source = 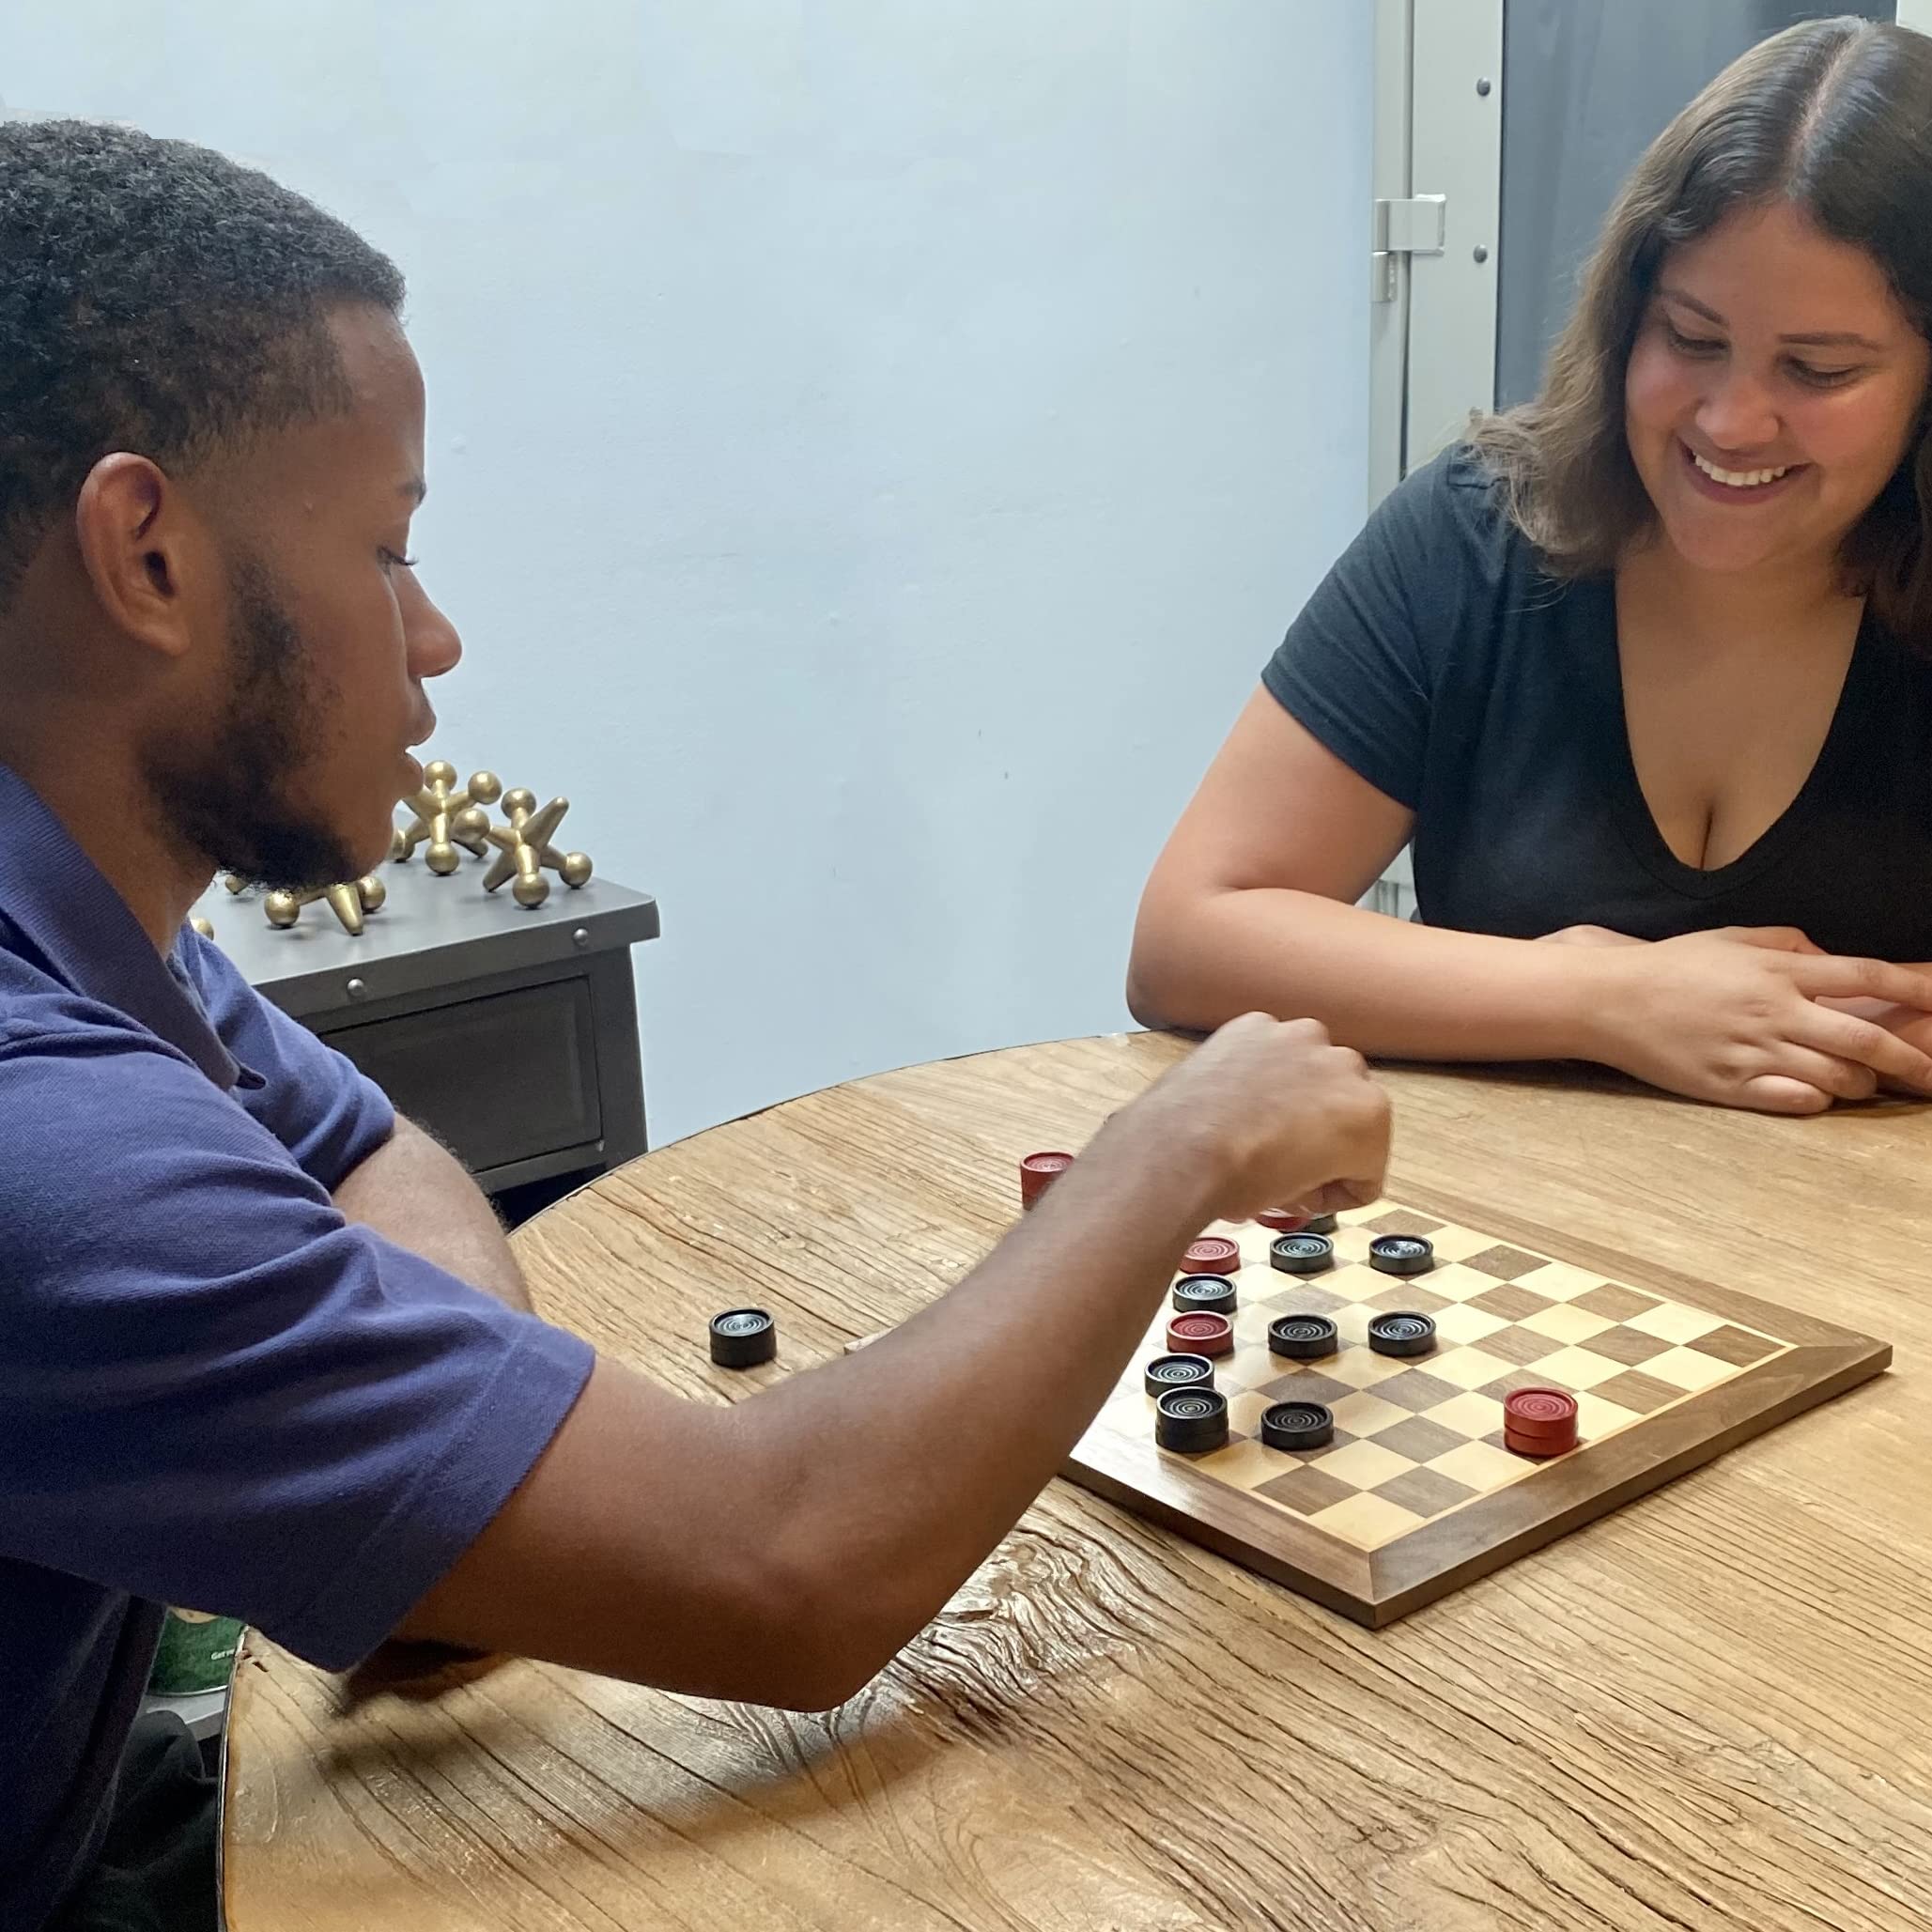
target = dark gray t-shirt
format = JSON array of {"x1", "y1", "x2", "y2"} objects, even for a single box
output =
[{"x1": 1262, "y1": 445, "x2": 1932, "y2": 960}]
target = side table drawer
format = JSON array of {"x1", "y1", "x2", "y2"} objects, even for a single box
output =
[{"x1": 321, "y1": 977, "x2": 602, "y2": 1176}]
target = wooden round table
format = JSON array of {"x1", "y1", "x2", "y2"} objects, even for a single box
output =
[{"x1": 222, "y1": 1033, "x2": 1932, "y2": 1931}]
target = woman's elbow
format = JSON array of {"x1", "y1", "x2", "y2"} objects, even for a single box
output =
[
  {"x1": 1124, "y1": 964, "x2": 1171, "y2": 1033},
  {"x1": 1126, "y1": 886, "x2": 1219, "y2": 1034}
]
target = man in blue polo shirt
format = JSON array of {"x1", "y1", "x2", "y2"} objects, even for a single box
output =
[{"x1": 0, "y1": 121, "x2": 1391, "y2": 1930}]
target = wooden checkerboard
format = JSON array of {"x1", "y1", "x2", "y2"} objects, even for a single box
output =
[{"x1": 1067, "y1": 1192, "x2": 1888, "y2": 1626}]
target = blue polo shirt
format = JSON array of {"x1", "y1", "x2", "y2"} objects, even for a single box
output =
[{"x1": 0, "y1": 766, "x2": 597, "y2": 1929}]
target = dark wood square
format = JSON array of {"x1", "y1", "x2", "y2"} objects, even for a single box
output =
[
  {"x1": 1257, "y1": 1285, "x2": 1347, "y2": 1317},
  {"x1": 1460, "y1": 1244, "x2": 1547, "y2": 1280},
  {"x1": 1468, "y1": 1283, "x2": 1554, "y2": 1321},
  {"x1": 1481, "y1": 1323, "x2": 1567, "y2": 1366},
  {"x1": 1588, "y1": 1368, "x2": 1685, "y2": 1414},
  {"x1": 1254, "y1": 1464, "x2": 1359, "y2": 1515},
  {"x1": 1370, "y1": 1415, "x2": 1466, "y2": 1462},
  {"x1": 1578, "y1": 1324, "x2": 1675, "y2": 1367},
  {"x1": 1256, "y1": 1370, "x2": 1354, "y2": 1407},
  {"x1": 1365, "y1": 1209, "x2": 1445, "y2": 1237},
  {"x1": 1372, "y1": 1466, "x2": 1478, "y2": 1520},
  {"x1": 1368, "y1": 1368, "x2": 1461, "y2": 1412},
  {"x1": 1571, "y1": 1282, "x2": 1660, "y2": 1321},
  {"x1": 1687, "y1": 1323, "x2": 1784, "y2": 1366}
]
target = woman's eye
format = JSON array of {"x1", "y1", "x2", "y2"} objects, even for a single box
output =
[
  {"x1": 1664, "y1": 321, "x2": 1723, "y2": 357},
  {"x1": 1789, "y1": 361, "x2": 1859, "y2": 390}
]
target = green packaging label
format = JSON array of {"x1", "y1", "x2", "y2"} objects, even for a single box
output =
[{"x1": 148, "y1": 1607, "x2": 243, "y2": 1695}]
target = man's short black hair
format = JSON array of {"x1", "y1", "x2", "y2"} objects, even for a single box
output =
[{"x1": 0, "y1": 119, "x2": 405, "y2": 607}]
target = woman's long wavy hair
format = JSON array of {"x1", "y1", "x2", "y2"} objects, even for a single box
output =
[{"x1": 1470, "y1": 16, "x2": 1932, "y2": 643}]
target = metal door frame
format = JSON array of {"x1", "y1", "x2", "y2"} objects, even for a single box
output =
[
  {"x1": 1365, "y1": 1, "x2": 1503, "y2": 914},
  {"x1": 1368, "y1": 0, "x2": 1505, "y2": 514}
]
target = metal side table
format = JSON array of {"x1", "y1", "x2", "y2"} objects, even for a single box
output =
[{"x1": 191, "y1": 862, "x2": 660, "y2": 1212}]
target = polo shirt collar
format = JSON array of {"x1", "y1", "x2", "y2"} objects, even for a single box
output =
[{"x1": 0, "y1": 764, "x2": 246, "y2": 1091}]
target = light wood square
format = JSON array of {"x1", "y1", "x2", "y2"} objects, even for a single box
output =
[
  {"x1": 1191, "y1": 1439, "x2": 1284, "y2": 1492},
  {"x1": 1522, "y1": 1344, "x2": 1629, "y2": 1391},
  {"x1": 1309, "y1": 1437, "x2": 1414, "y2": 1490},
  {"x1": 1231, "y1": 1304, "x2": 1279, "y2": 1349},
  {"x1": 1098, "y1": 1391, "x2": 1151, "y2": 1440},
  {"x1": 1330, "y1": 1303, "x2": 1376, "y2": 1346},
  {"x1": 1426, "y1": 1345, "x2": 1516, "y2": 1391},
  {"x1": 1321, "y1": 1347, "x2": 1409, "y2": 1389},
  {"x1": 1572, "y1": 1391, "x2": 1646, "y2": 1442},
  {"x1": 1221, "y1": 1344, "x2": 1279, "y2": 1392},
  {"x1": 1510, "y1": 1260, "x2": 1608, "y2": 1302},
  {"x1": 1414, "y1": 1262, "x2": 1511, "y2": 1304},
  {"x1": 1305, "y1": 1490, "x2": 1426, "y2": 1550},
  {"x1": 1325, "y1": 1263, "x2": 1385, "y2": 1305},
  {"x1": 1432, "y1": 1303, "x2": 1511, "y2": 1347},
  {"x1": 1428, "y1": 1437, "x2": 1535, "y2": 1492},
  {"x1": 1626, "y1": 1301, "x2": 1727, "y2": 1345},
  {"x1": 1418, "y1": 1221, "x2": 1507, "y2": 1264},
  {"x1": 1421, "y1": 1390, "x2": 1505, "y2": 1438},
  {"x1": 1642, "y1": 1344, "x2": 1740, "y2": 1393},
  {"x1": 1519, "y1": 1302, "x2": 1616, "y2": 1344},
  {"x1": 1225, "y1": 1390, "x2": 1274, "y2": 1436},
  {"x1": 1328, "y1": 1390, "x2": 1413, "y2": 1437}
]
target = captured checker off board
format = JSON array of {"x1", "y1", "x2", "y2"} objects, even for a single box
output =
[{"x1": 706, "y1": 1141, "x2": 1888, "y2": 1631}]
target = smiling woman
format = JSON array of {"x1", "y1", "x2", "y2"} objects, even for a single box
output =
[{"x1": 1127, "y1": 16, "x2": 1932, "y2": 1119}]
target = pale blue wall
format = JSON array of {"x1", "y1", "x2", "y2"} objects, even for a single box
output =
[{"x1": 3, "y1": 1, "x2": 1373, "y2": 1141}]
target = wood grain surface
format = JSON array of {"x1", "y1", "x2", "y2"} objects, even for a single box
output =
[{"x1": 223, "y1": 1035, "x2": 1932, "y2": 1932}]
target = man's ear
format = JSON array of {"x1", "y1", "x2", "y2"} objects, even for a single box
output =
[{"x1": 72, "y1": 454, "x2": 203, "y2": 659}]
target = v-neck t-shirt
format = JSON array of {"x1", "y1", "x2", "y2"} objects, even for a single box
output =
[{"x1": 1261, "y1": 444, "x2": 1932, "y2": 961}]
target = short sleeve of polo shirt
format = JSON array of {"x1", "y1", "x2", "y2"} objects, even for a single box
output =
[
  {"x1": 0, "y1": 1007, "x2": 595, "y2": 1672},
  {"x1": 1260, "y1": 448, "x2": 1460, "y2": 811},
  {"x1": 177, "y1": 927, "x2": 394, "y2": 1187}
]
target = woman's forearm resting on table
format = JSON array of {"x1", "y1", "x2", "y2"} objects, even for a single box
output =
[{"x1": 1128, "y1": 884, "x2": 1610, "y2": 1065}]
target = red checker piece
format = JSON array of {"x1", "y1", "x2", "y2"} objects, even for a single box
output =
[
  {"x1": 1166, "y1": 1310, "x2": 1234, "y2": 1358},
  {"x1": 1255, "y1": 1207, "x2": 1311, "y2": 1233},
  {"x1": 1019, "y1": 1151, "x2": 1074, "y2": 1209},
  {"x1": 1503, "y1": 1388, "x2": 1578, "y2": 1432},
  {"x1": 1503, "y1": 1386, "x2": 1579, "y2": 1457},
  {"x1": 1181, "y1": 1235, "x2": 1242, "y2": 1275}
]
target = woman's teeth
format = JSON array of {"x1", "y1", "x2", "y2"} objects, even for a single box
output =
[{"x1": 1691, "y1": 448, "x2": 1792, "y2": 488}]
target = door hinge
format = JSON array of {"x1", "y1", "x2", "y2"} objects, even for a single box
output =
[{"x1": 1370, "y1": 193, "x2": 1445, "y2": 302}]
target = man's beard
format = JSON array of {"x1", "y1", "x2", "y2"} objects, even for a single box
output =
[{"x1": 143, "y1": 557, "x2": 361, "y2": 893}]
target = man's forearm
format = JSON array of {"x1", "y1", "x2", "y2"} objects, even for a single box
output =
[{"x1": 333, "y1": 1115, "x2": 532, "y2": 1312}]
